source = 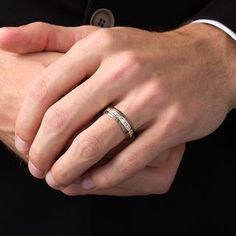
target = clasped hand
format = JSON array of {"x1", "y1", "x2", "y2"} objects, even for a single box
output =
[{"x1": 0, "y1": 22, "x2": 234, "y2": 196}]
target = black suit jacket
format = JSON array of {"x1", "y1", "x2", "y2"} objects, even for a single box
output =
[
  {"x1": 0, "y1": 1, "x2": 235, "y2": 236},
  {"x1": 0, "y1": 0, "x2": 235, "y2": 31}
]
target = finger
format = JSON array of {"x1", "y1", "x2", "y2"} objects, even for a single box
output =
[
  {"x1": 69, "y1": 145, "x2": 172, "y2": 184},
  {"x1": 25, "y1": 55, "x2": 140, "y2": 178},
  {"x1": 25, "y1": 57, "x2": 153, "y2": 179},
  {"x1": 42, "y1": 82, "x2": 160, "y2": 186},
  {"x1": 80, "y1": 122, "x2": 181, "y2": 190},
  {"x1": 44, "y1": 99, "x2": 143, "y2": 189},
  {"x1": 14, "y1": 38, "x2": 101, "y2": 156},
  {"x1": 62, "y1": 144, "x2": 185, "y2": 196},
  {"x1": 0, "y1": 22, "x2": 98, "y2": 53},
  {"x1": 87, "y1": 137, "x2": 170, "y2": 169}
]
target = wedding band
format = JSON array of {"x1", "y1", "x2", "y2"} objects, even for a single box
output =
[{"x1": 103, "y1": 107, "x2": 135, "y2": 138}]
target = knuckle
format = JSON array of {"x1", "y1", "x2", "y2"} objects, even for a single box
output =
[
  {"x1": 120, "y1": 155, "x2": 139, "y2": 175},
  {"x1": 92, "y1": 28, "x2": 116, "y2": 48},
  {"x1": 52, "y1": 168, "x2": 71, "y2": 186},
  {"x1": 78, "y1": 136, "x2": 102, "y2": 162},
  {"x1": 140, "y1": 83, "x2": 164, "y2": 109},
  {"x1": 28, "y1": 21, "x2": 50, "y2": 32},
  {"x1": 31, "y1": 21, "x2": 49, "y2": 30},
  {"x1": 94, "y1": 173, "x2": 113, "y2": 189},
  {"x1": 43, "y1": 105, "x2": 68, "y2": 132},
  {"x1": 149, "y1": 82, "x2": 166, "y2": 102},
  {"x1": 159, "y1": 108, "x2": 186, "y2": 141},
  {"x1": 165, "y1": 114, "x2": 180, "y2": 132},
  {"x1": 145, "y1": 79, "x2": 170, "y2": 109},
  {"x1": 122, "y1": 51, "x2": 142, "y2": 69},
  {"x1": 167, "y1": 107, "x2": 192, "y2": 137},
  {"x1": 28, "y1": 78, "x2": 48, "y2": 103},
  {"x1": 104, "y1": 52, "x2": 142, "y2": 86}
]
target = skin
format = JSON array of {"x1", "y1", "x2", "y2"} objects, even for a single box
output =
[
  {"x1": 0, "y1": 22, "x2": 235, "y2": 196},
  {"x1": 0, "y1": 46, "x2": 173, "y2": 197},
  {"x1": 0, "y1": 49, "x2": 61, "y2": 160}
]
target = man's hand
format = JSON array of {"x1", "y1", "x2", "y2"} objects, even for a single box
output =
[
  {"x1": 0, "y1": 49, "x2": 61, "y2": 161},
  {"x1": 1, "y1": 22, "x2": 235, "y2": 196}
]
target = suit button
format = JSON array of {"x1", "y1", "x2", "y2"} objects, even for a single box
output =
[{"x1": 90, "y1": 8, "x2": 115, "y2": 28}]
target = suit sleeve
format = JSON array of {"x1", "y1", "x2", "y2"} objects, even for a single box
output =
[{"x1": 192, "y1": 0, "x2": 236, "y2": 33}]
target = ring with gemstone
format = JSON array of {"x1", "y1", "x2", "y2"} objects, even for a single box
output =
[{"x1": 103, "y1": 107, "x2": 135, "y2": 138}]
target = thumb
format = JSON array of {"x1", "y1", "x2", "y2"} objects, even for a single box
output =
[{"x1": 0, "y1": 22, "x2": 99, "y2": 54}]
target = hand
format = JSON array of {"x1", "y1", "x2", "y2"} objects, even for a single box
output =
[
  {"x1": 1, "y1": 22, "x2": 235, "y2": 194},
  {"x1": 0, "y1": 23, "x2": 179, "y2": 197},
  {"x1": 0, "y1": 48, "x2": 62, "y2": 161}
]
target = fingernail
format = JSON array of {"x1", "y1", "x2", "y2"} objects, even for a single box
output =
[
  {"x1": 81, "y1": 177, "x2": 96, "y2": 190},
  {"x1": 28, "y1": 161, "x2": 45, "y2": 179},
  {"x1": 46, "y1": 171, "x2": 65, "y2": 190},
  {"x1": 15, "y1": 136, "x2": 30, "y2": 154}
]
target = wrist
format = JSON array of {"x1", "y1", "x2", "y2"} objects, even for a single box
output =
[{"x1": 175, "y1": 23, "x2": 236, "y2": 109}]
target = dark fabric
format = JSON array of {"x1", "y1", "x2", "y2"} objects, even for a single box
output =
[
  {"x1": 193, "y1": 0, "x2": 236, "y2": 33},
  {"x1": 0, "y1": 0, "x2": 88, "y2": 26},
  {"x1": 0, "y1": 0, "x2": 212, "y2": 30},
  {"x1": 83, "y1": 0, "x2": 211, "y2": 31},
  {"x1": 0, "y1": 0, "x2": 235, "y2": 235},
  {"x1": 0, "y1": 144, "x2": 91, "y2": 236}
]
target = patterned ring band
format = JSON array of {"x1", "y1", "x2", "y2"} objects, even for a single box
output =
[{"x1": 103, "y1": 107, "x2": 135, "y2": 138}]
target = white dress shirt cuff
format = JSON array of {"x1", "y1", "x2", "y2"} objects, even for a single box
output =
[{"x1": 192, "y1": 19, "x2": 236, "y2": 41}]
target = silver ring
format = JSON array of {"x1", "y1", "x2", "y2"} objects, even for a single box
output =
[{"x1": 103, "y1": 107, "x2": 135, "y2": 138}]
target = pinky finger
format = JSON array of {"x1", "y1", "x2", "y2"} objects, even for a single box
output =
[{"x1": 62, "y1": 144, "x2": 185, "y2": 196}]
